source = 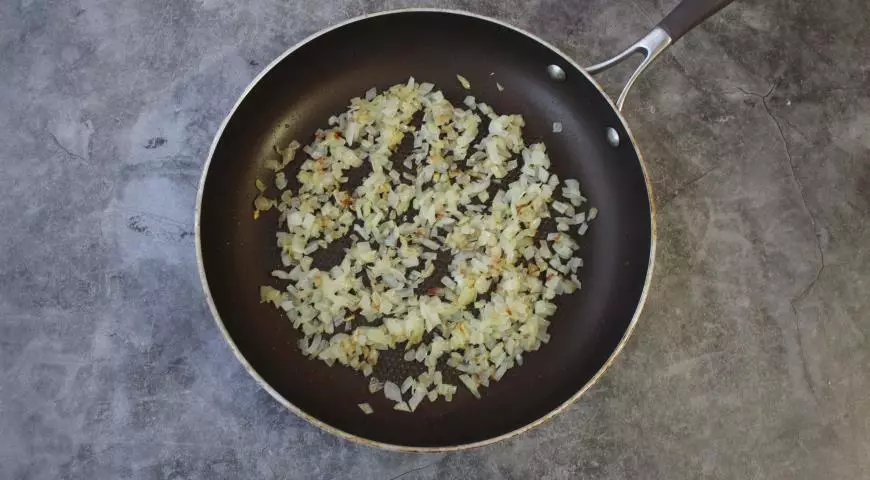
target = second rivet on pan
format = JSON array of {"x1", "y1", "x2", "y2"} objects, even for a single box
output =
[
  {"x1": 606, "y1": 127, "x2": 620, "y2": 147},
  {"x1": 547, "y1": 65, "x2": 566, "y2": 82}
]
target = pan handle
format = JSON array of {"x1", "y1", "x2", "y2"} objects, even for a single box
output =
[{"x1": 585, "y1": 0, "x2": 735, "y2": 111}]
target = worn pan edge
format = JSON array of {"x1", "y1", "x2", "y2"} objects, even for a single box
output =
[{"x1": 194, "y1": 7, "x2": 657, "y2": 452}]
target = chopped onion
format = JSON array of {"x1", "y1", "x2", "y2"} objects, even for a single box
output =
[
  {"x1": 358, "y1": 403, "x2": 374, "y2": 414},
  {"x1": 459, "y1": 374, "x2": 481, "y2": 399},
  {"x1": 254, "y1": 196, "x2": 272, "y2": 211},
  {"x1": 383, "y1": 381, "x2": 402, "y2": 403},
  {"x1": 275, "y1": 172, "x2": 287, "y2": 190},
  {"x1": 408, "y1": 389, "x2": 426, "y2": 411},
  {"x1": 401, "y1": 376, "x2": 414, "y2": 394},
  {"x1": 456, "y1": 74, "x2": 471, "y2": 90},
  {"x1": 256, "y1": 78, "x2": 597, "y2": 411},
  {"x1": 369, "y1": 377, "x2": 383, "y2": 393},
  {"x1": 588, "y1": 207, "x2": 598, "y2": 221}
]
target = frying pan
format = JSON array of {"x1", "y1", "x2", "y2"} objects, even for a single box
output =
[{"x1": 196, "y1": 0, "x2": 735, "y2": 451}]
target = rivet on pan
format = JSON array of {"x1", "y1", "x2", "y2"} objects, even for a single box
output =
[
  {"x1": 546, "y1": 65, "x2": 566, "y2": 82},
  {"x1": 606, "y1": 127, "x2": 620, "y2": 147}
]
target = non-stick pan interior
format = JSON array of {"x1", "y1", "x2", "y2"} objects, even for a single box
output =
[{"x1": 198, "y1": 11, "x2": 652, "y2": 448}]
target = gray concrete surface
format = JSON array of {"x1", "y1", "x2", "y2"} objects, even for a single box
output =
[{"x1": 1, "y1": 0, "x2": 869, "y2": 478}]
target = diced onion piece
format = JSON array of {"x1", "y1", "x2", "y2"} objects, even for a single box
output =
[
  {"x1": 254, "y1": 196, "x2": 272, "y2": 211},
  {"x1": 459, "y1": 374, "x2": 481, "y2": 399},
  {"x1": 408, "y1": 388, "x2": 426, "y2": 411},
  {"x1": 383, "y1": 381, "x2": 402, "y2": 403},
  {"x1": 275, "y1": 172, "x2": 287, "y2": 190},
  {"x1": 401, "y1": 376, "x2": 414, "y2": 394},
  {"x1": 456, "y1": 74, "x2": 471, "y2": 90},
  {"x1": 369, "y1": 377, "x2": 384, "y2": 393}
]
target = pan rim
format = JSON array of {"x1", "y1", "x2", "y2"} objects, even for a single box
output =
[{"x1": 195, "y1": 7, "x2": 657, "y2": 452}]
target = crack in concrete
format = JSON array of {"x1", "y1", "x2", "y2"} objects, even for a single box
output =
[
  {"x1": 738, "y1": 82, "x2": 825, "y2": 401},
  {"x1": 779, "y1": 117, "x2": 811, "y2": 142},
  {"x1": 660, "y1": 164, "x2": 721, "y2": 208},
  {"x1": 47, "y1": 131, "x2": 88, "y2": 165},
  {"x1": 846, "y1": 200, "x2": 868, "y2": 216},
  {"x1": 386, "y1": 460, "x2": 439, "y2": 480},
  {"x1": 826, "y1": 85, "x2": 866, "y2": 95}
]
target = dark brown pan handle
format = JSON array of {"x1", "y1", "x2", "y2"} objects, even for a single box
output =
[
  {"x1": 659, "y1": 0, "x2": 735, "y2": 42},
  {"x1": 585, "y1": 0, "x2": 736, "y2": 110}
]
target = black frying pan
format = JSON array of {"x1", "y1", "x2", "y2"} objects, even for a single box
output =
[{"x1": 196, "y1": 0, "x2": 734, "y2": 451}]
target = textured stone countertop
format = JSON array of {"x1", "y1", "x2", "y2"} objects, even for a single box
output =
[{"x1": 2, "y1": 0, "x2": 869, "y2": 478}]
